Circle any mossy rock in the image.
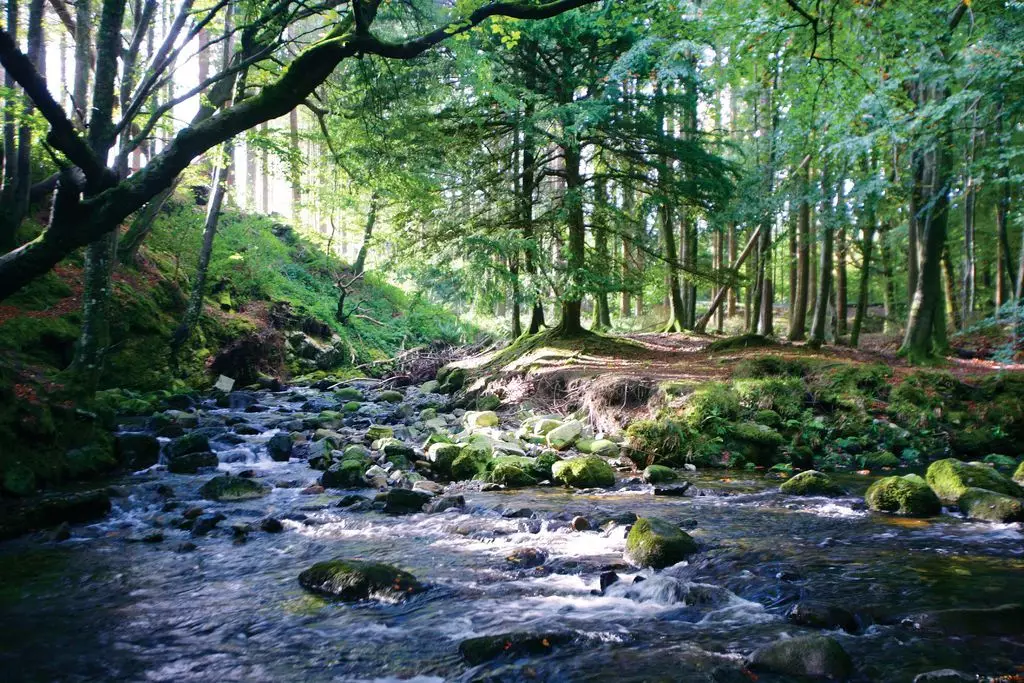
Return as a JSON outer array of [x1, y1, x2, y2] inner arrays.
[[779, 470, 844, 497], [266, 433, 293, 462], [486, 462, 537, 488], [377, 390, 404, 403], [377, 488, 432, 514], [343, 401, 361, 412], [297, 559, 423, 601], [335, 387, 363, 401], [114, 433, 162, 470], [624, 418, 687, 467], [624, 517, 698, 568], [458, 632, 573, 665], [642, 465, 679, 484], [735, 377, 804, 419], [166, 432, 210, 459], [64, 445, 118, 478], [749, 635, 853, 681], [528, 451, 559, 481], [865, 475, 941, 517], [200, 474, 271, 501], [925, 458, 1023, 504], [343, 444, 371, 461], [167, 451, 218, 474], [451, 452, 486, 481], [982, 454, 1018, 470], [733, 355, 811, 379], [551, 456, 615, 488], [860, 450, 900, 470], [320, 460, 367, 489], [546, 420, 583, 451], [380, 438, 415, 460], [752, 409, 782, 428], [957, 487, 1024, 523], [2, 464, 36, 497], [465, 410, 500, 429], [1015, 461, 1024, 485], [427, 443, 462, 476], [724, 422, 784, 466], [476, 394, 501, 411], [366, 424, 394, 441]]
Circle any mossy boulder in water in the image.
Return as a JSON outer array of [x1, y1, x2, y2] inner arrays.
[[625, 517, 698, 568], [377, 390, 403, 403], [366, 424, 393, 441], [749, 635, 853, 680], [1014, 461, 1024, 485], [298, 559, 423, 601], [957, 487, 1024, 523], [458, 632, 573, 665], [551, 456, 615, 488], [865, 474, 941, 517], [167, 451, 218, 474], [779, 470, 844, 496], [320, 460, 367, 489], [861, 450, 900, 470], [200, 474, 270, 501], [166, 432, 210, 459], [465, 410, 499, 429], [266, 433, 293, 462], [546, 420, 583, 450], [115, 433, 161, 470], [486, 462, 537, 488], [377, 488, 432, 514], [334, 387, 363, 401], [642, 465, 679, 484], [925, 458, 1023, 504]]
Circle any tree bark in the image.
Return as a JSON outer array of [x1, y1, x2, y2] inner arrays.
[[808, 162, 833, 348], [554, 141, 586, 335], [352, 193, 378, 275], [789, 162, 811, 340]]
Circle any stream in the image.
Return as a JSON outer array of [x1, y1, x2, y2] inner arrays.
[[1, 382, 1022, 682]]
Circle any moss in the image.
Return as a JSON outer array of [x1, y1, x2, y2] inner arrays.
[[451, 451, 486, 481], [724, 422, 784, 466], [750, 635, 853, 680], [297, 559, 423, 601], [859, 450, 900, 470], [200, 474, 271, 500], [925, 458, 1023, 504], [624, 418, 688, 468], [753, 409, 782, 427], [735, 377, 804, 419], [1014, 461, 1024, 485], [982, 454, 1017, 470], [958, 487, 1024, 523], [865, 474, 941, 516], [642, 464, 678, 484], [335, 387, 362, 401], [779, 470, 844, 496], [321, 460, 367, 489], [551, 456, 615, 488], [684, 382, 740, 427], [624, 517, 698, 568], [485, 462, 537, 488], [808, 362, 893, 411], [733, 355, 812, 379]]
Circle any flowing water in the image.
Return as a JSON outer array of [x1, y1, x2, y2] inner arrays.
[[1, 385, 1022, 682]]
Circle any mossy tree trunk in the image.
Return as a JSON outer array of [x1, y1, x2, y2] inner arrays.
[[808, 161, 834, 349], [789, 161, 811, 340], [353, 193, 378, 276]]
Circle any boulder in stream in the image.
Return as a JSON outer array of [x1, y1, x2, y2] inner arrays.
[[266, 434, 293, 462], [200, 474, 271, 501], [642, 465, 679, 484], [925, 458, 1023, 504], [298, 558, 424, 601], [787, 601, 859, 633], [115, 433, 161, 470], [166, 432, 210, 459], [458, 632, 573, 665], [546, 420, 583, 450], [864, 474, 941, 517], [956, 487, 1024, 523], [551, 456, 615, 488], [166, 451, 218, 474], [749, 635, 853, 681], [377, 488, 432, 514], [625, 517, 698, 569], [779, 470, 844, 496], [320, 460, 366, 489], [906, 603, 1024, 636], [1014, 460, 1024, 485]]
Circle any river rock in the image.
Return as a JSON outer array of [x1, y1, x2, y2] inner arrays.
[[506, 547, 547, 568], [378, 390, 403, 403], [381, 438, 415, 460], [487, 462, 537, 488], [166, 432, 210, 459], [260, 517, 284, 533], [625, 517, 698, 568], [115, 433, 161, 470], [1014, 461, 1024, 484], [412, 480, 443, 495], [925, 458, 1023, 504], [465, 410, 500, 429], [865, 474, 941, 517], [907, 603, 1024, 636], [320, 460, 366, 489], [458, 632, 572, 665], [956, 487, 1024, 522], [642, 465, 678, 484], [749, 635, 853, 680], [366, 424, 394, 441], [427, 443, 461, 471], [426, 495, 465, 513], [298, 559, 424, 601], [200, 474, 270, 501], [779, 470, 845, 496], [787, 602, 859, 633], [166, 450, 218, 474], [335, 387, 363, 401], [912, 670, 976, 682], [191, 512, 226, 537], [266, 433, 293, 461], [546, 420, 583, 450], [377, 488, 432, 514], [552, 456, 615, 488]]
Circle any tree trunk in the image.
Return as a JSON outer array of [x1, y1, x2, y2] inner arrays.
[[289, 107, 301, 221], [260, 122, 270, 213], [961, 103, 978, 327], [117, 183, 176, 265], [942, 244, 961, 331], [352, 193, 378, 275], [789, 163, 811, 340], [554, 142, 586, 336], [696, 225, 762, 333], [850, 181, 877, 348], [592, 177, 611, 330], [879, 223, 897, 334], [808, 162, 834, 348], [835, 180, 848, 337]]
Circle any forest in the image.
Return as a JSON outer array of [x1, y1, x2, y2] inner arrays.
[[0, 0, 1023, 681]]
